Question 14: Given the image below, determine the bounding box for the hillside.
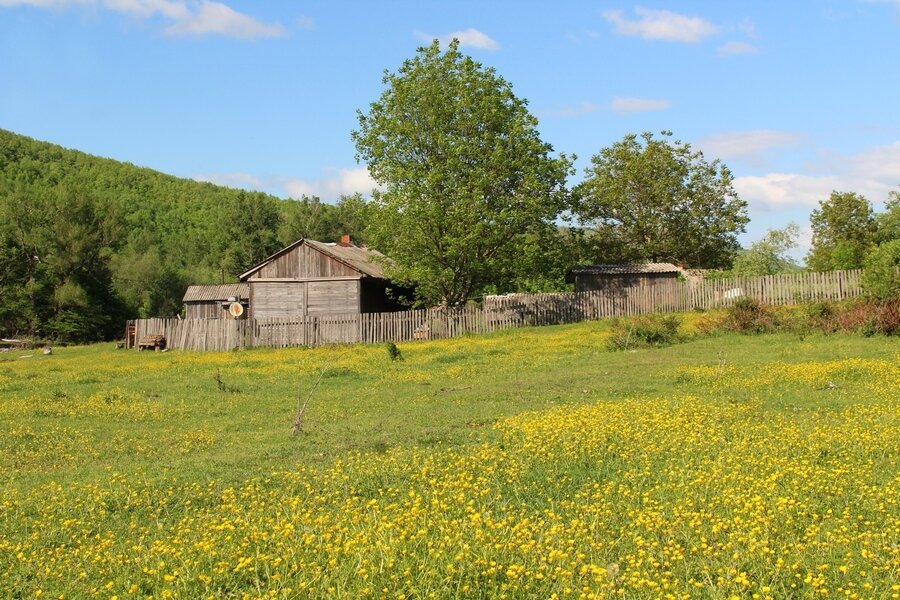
[0,129,369,341]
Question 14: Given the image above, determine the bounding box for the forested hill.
[0,129,370,341]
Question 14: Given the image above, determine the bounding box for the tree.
[352,40,573,307]
[731,223,801,276]
[215,191,283,278]
[876,189,900,244]
[806,191,877,271]
[574,131,748,268]
[861,239,900,301]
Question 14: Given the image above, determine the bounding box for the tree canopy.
[806,191,877,272]
[353,41,573,306]
[573,131,748,269]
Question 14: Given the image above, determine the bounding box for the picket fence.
[127,269,864,351]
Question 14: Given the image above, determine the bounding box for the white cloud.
[0,0,286,39]
[104,0,187,19]
[610,96,671,113]
[735,173,844,208]
[717,41,758,55]
[165,1,284,38]
[602,7,718,43]
[414,28,499,50]
[734,140,900,209]
[847,140,900,181]
[697,130,803,163]
[283,167,378,201]
[296,14,314,30]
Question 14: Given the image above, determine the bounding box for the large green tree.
[806,191,877,271]
[574,131,748,268]
[352,41,573,307]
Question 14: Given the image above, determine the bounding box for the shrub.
[861,239,900,302]
[386,341,403,361]
[804,302,838,334]
[721,297,776,334]
[606,314,682,351]
[872,298,900,335]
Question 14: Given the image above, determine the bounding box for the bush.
[803,302,838,334]
[872,298,900,335]
[386,341,403,361]
[607,314,682,351]
[861,239,900,302]
[721,297,776,334]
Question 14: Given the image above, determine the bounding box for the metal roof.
[182,283,249,303]
[569,263,681,275]
[238,238,390,281]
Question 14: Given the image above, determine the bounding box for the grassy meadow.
[1,315,898,599]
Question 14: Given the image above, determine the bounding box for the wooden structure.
[131,269,865,351]
[567,263,681,293]
[137,334,166,351]
[240,238,409,318]
[183,283,249,319]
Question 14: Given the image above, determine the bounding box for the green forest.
[0,129,370,342]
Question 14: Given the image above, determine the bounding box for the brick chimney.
[339,234,351,247]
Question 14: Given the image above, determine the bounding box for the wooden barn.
[182,238,408,319]
[182,283,249,319]
[567,263,681,293]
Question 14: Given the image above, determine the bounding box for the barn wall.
[307,280,359,315]
[185,302,227,319]
[251,282,306,318]
[575,272,677,293]
[250,280,361,317]
[250,244,358,279]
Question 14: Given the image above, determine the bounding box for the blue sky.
[2,0,899,257]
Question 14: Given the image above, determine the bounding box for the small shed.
[238,238,408,319]
[182,283,249,319]
[567,263,681,293]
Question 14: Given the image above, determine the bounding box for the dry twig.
[292,356,343,435]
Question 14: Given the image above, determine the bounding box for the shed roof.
[238,238,389,281]
[569,263,681,276]
[183,283,249,303]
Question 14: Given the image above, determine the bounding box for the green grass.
[1,318,898,598]
[0,321,890,491]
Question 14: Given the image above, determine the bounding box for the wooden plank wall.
[251,243,359,279]
[130,270,864,351]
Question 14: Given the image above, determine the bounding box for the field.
[1,317,898,599]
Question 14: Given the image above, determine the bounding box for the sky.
[2,0,899,258]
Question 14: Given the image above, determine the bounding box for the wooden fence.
[126,269,864,351]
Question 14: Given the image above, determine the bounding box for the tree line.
[352,41,898,305]
[2,40,898,341]
[0,129,371,341]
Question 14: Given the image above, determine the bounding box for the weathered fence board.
[127,270,865,351]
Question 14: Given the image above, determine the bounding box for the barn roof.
[306,240,389,278]
[182,283,249,303]
[569,263,681,276]
[238,238,389,281]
